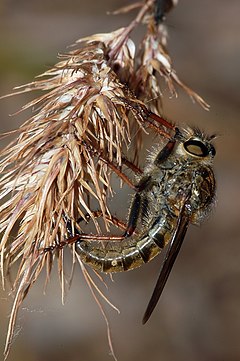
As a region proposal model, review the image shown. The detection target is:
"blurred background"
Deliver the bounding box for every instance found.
[0,1,240,360]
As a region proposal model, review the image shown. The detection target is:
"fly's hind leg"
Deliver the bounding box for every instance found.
[66,211,127,238]
[42,185,148,255]
[41,143,143,254]
[42,144,165,255]
[61,175,152,250]
[42,211,127,254]
[71,176,151,243]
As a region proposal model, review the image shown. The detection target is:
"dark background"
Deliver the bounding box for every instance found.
[0,1,240,361]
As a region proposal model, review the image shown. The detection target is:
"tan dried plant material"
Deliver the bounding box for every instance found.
[133,23,209,111]
[0,41,143,360]
[104,0,209,112]
[0,0,209,359]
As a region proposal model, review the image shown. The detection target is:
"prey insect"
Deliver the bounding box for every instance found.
[154,0,178,24]
[45,108,216,324]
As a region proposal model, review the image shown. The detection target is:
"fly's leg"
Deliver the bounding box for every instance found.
[43,131,178,255]
[123,193,142,238]
[42,212,127,254]
[42,178,150,255]
[147,112,175,135]
[42,144,142,254]
[123,133,178,237]
[123,175,152,237]
[74,135,177,243]
[65,136,180,271]
[69,176,151,242]
[154,137,176,166]
[66,211,127,238]
[81,140,141,191]
[121,156,142,175]
[117,97,175,137]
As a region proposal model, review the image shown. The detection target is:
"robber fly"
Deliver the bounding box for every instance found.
[65,113,216,324]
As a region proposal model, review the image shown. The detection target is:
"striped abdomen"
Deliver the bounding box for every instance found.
[76,210,178,273]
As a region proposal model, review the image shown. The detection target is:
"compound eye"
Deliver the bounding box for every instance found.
[184,139,209,157]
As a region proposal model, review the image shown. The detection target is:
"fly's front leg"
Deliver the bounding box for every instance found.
[154,138,176,166]
[81,140,141,191]
[117,97,175,137]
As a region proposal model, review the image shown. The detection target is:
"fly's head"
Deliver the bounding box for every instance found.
[174,127,217,223]
[174,127,216,166]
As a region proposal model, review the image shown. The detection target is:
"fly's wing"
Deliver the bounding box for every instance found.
[142,205,189,324]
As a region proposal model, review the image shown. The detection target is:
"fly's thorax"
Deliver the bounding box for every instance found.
[187,164,216,223]
[146,126,216,225]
